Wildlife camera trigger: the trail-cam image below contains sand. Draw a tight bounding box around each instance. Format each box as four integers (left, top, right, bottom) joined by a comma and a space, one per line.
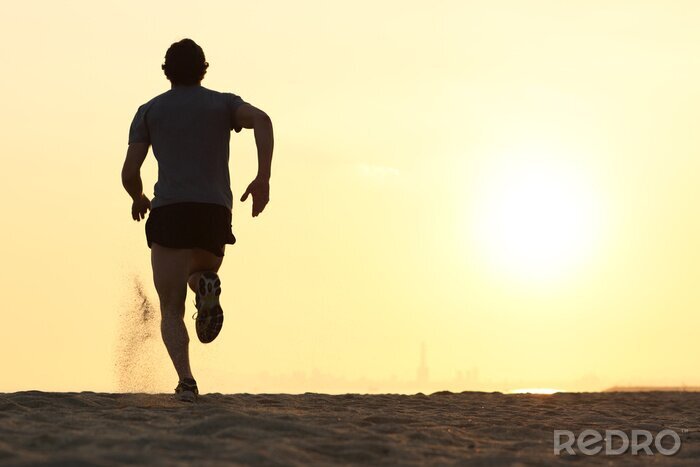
1, 391, 699, 466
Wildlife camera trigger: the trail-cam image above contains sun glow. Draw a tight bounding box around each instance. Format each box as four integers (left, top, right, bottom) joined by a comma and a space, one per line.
470, 154, 604, 284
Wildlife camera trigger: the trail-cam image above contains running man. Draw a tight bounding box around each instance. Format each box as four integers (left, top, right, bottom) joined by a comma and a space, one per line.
121, 38, 274, 402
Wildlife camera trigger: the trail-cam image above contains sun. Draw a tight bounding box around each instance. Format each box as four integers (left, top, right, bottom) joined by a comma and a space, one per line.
470, 158, 603, 283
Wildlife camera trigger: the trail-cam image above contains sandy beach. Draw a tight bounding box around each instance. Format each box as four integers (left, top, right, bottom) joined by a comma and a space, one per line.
1, 391, 699, 465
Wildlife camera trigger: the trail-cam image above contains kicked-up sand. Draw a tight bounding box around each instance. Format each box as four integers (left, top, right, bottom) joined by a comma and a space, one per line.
1, 391, 700, 465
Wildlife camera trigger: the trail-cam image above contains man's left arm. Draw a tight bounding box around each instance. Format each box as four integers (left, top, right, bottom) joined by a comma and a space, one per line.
121, 142, 151, 221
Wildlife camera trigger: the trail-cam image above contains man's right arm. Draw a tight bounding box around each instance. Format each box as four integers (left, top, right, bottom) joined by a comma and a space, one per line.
235, 103, 274, 217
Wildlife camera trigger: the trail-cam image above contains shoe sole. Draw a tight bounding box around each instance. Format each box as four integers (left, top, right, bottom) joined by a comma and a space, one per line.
175, 390, 197, 403
195, 271, 223, 343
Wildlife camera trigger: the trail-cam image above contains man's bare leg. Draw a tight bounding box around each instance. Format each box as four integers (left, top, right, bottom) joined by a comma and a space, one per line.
151, 243, 195, 381
187, 246, 225, 293
187, 247, 226, 344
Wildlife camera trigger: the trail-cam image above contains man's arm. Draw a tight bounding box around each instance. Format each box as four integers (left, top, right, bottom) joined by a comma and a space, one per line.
121, 142, 149, 199
235, 104, 274, 217
235, 103, 274, 180
121, 142, 151, 221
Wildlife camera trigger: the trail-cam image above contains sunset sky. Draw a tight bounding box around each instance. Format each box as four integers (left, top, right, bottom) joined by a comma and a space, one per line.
2, 0, 700, 393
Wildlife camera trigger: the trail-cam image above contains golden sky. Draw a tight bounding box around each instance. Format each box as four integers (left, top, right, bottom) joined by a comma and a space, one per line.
2, 0, 700, 393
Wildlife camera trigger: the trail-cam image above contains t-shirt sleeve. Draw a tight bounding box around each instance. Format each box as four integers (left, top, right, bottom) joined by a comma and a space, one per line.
225, 93, 247, 133
128, 104, 150, 144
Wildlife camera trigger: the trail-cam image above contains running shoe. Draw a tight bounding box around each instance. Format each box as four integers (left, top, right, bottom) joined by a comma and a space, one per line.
174, 378, 198, 402
193, 271, 224, 343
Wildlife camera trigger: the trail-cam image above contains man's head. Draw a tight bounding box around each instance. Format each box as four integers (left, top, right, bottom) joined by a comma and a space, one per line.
162, 39, 208, 86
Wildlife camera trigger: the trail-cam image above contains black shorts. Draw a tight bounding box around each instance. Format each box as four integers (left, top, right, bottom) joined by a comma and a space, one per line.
145, 202, 236, 257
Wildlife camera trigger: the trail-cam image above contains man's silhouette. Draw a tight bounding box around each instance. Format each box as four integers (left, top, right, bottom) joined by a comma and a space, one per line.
121, 38, 274, 402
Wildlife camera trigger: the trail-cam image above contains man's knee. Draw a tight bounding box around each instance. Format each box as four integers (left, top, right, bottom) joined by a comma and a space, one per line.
152, 269, 188, 310
157, 288, 187, 315
151, 243, 191, 309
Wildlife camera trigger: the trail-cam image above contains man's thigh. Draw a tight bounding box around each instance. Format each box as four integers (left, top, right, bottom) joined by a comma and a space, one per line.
189, 247, 224, 276
151, 243, 192, 306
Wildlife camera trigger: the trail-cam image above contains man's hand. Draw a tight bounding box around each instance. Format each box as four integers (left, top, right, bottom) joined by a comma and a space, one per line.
240, 178, 270, 217
234, 104, 273, 217
131, 193, 151, 221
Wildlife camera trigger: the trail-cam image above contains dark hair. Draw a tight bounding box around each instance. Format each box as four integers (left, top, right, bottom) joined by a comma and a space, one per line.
161, 39, 209, 85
